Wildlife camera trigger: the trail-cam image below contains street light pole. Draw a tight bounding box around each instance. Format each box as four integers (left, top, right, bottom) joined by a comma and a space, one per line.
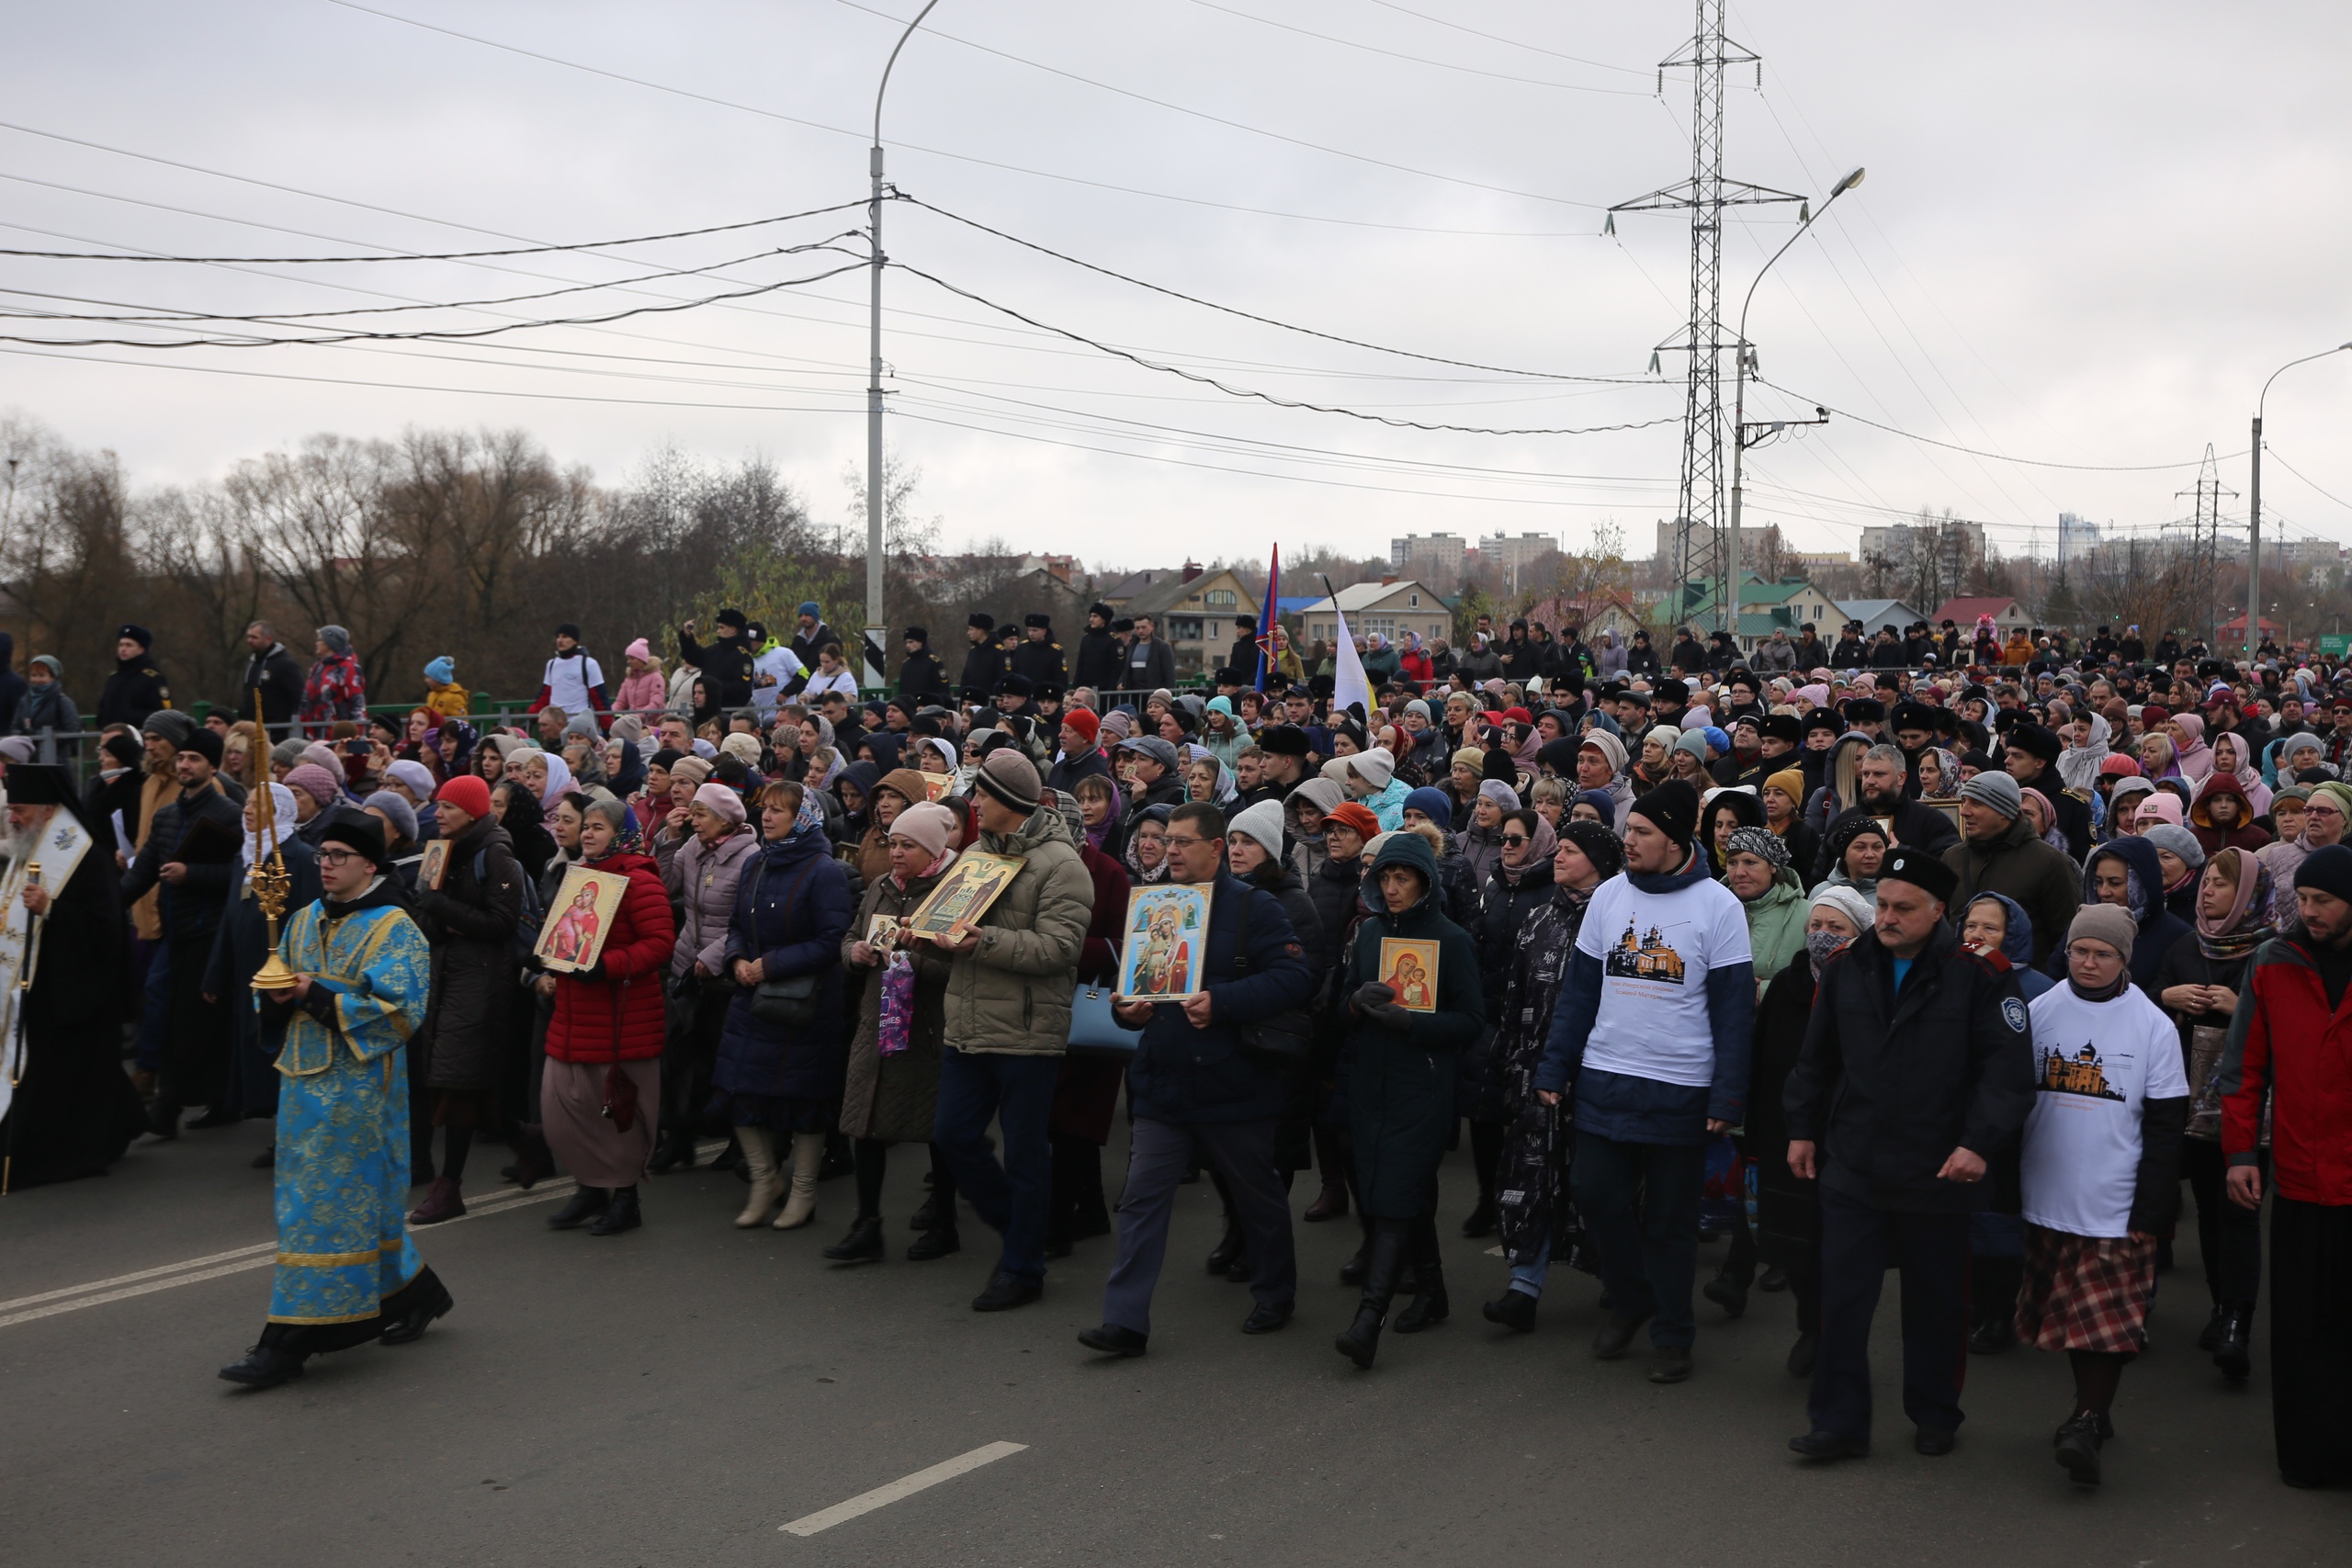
2248, 341, 2352, 663
865, 0, 944, 693
1725, 166, 1864, 652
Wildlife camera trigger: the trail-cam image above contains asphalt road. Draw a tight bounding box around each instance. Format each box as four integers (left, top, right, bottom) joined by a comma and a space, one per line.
2, 1117, 2341, 1567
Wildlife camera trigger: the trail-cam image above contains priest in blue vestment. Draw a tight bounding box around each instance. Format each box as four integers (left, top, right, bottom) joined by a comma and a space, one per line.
220, 809, 453, 1389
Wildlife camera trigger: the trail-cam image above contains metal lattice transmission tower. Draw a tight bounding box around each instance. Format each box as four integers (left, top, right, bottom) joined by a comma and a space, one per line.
1610, 0, 1804, 629
2174, 444, 2236, 646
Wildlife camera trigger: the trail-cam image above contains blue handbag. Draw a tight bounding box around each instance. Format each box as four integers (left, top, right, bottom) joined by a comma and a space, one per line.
1064, 983, 1138, 1056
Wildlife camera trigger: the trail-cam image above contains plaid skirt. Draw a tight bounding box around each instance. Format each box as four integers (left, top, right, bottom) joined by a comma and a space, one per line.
2015, 1224, 2156, 1353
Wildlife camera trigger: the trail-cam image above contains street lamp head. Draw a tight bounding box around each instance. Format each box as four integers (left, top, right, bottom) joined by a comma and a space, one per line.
1831, 167, 1866, 196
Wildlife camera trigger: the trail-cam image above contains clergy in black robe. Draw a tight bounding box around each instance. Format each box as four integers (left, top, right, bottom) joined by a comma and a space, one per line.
0, 764, 143, 1190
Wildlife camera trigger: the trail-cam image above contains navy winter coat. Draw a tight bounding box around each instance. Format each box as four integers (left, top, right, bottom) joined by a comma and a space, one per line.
1125, 872, 1314, 1125
717, 829, 854, 1102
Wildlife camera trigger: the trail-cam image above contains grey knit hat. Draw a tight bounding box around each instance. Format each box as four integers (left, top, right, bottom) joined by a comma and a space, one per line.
1960, 768, 2022, 820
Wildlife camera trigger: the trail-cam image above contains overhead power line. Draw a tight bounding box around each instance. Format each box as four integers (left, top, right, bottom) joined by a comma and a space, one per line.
1179, 0, 1650, 96
0, 236, 864, 324
0, 259, 869, 348
1753, 378, 2233, 472
889, 261, 1677, 437
897, 195, 1651, 384
0, 199, 871, 264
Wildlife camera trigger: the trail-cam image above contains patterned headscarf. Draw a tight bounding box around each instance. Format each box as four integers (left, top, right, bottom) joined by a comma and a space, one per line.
1726, 824, 1792, 872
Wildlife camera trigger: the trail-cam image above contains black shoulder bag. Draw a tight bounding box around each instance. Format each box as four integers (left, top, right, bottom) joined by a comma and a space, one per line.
1231, 883, 1314, 1061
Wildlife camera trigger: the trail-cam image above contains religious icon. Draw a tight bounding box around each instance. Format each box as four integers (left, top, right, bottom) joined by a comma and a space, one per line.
418, 839, 452, 893
905, 851, 1025, 942
1378, 937, 1442, 1012
922, 774, 954, 801
1115, 884, 1211, 999
533, 866, 629, 973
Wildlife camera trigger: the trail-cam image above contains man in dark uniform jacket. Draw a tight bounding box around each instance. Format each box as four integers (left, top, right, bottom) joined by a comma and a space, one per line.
898, 626, 949, 704
1011, 614, 1068, 692
1783, 847, 2032, 1461
678, 609, 756, 711
1072, 604, 1125, 694
959, 613, 1008, 703
96, 625, 172, 729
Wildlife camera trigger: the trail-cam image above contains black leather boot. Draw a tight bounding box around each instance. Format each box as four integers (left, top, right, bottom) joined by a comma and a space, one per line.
219, 1325, 308, 1388
1396, 1218, 1449, 1332
2212, 1303, 2254, 1381
588, 1184, 642, 1236
1205, 1218, 1245, 1275
647, 1125, 695, 1175
548, 1186, 610, 1231
1338, 1213, 1370, 1288
379, 1269, 454, 1345
1334, 1219, 1408, 1369
825, 1215, 886, 1262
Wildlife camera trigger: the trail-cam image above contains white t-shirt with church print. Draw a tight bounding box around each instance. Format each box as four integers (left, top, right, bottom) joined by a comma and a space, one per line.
1573, 871, 1751, 1090
2020, 984, 2190, 1239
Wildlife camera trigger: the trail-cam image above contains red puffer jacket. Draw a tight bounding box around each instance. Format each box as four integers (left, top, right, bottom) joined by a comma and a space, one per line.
547, 850, 676, 1063
2219, 933, 2352, 1203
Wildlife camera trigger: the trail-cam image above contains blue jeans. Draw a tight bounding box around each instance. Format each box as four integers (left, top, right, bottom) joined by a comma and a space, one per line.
1570, 1130, 1706, 1349
933, 1049, 1060, 1285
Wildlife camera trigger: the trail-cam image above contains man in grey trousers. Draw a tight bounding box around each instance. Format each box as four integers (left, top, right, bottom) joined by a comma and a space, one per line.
1077, 802, 1316, 1356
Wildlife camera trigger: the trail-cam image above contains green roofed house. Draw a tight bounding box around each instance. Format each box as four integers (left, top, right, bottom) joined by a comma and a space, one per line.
1657, 575, 1842, 654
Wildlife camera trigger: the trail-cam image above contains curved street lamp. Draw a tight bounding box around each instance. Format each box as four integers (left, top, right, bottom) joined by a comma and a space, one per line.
1723, 167, 1863, 640
863, 0, 944, 689
2246, 341, 2352, 660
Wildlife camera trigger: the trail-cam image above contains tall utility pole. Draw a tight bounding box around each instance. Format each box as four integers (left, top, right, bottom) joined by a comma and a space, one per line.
865, 0, 944, 693
2251, 344, 2352, 660
2174, 445, 2233, 648
1611, 0, 1804, 636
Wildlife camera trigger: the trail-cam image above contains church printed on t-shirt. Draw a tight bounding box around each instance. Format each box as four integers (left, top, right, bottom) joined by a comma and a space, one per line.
2037, 1040, 2126, 1103
1605, 919, 1688, 985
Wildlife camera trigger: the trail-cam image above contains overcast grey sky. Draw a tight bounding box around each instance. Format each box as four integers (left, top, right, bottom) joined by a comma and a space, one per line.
5, 0, 2348, 571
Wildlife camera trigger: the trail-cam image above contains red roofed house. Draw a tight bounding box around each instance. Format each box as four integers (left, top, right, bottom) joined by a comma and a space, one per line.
1930, 595, 2031, 637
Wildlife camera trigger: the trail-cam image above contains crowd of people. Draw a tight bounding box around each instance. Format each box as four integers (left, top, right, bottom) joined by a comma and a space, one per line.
2, 600, 2349, 1496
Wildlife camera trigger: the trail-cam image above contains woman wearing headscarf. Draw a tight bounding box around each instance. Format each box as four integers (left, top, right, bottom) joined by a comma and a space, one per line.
829, 801, 962, 1263
1455, 778, 1521, 886
1331, 831, 1485, 1369
2153, 845, 2274, 1382
1283, 776, 1346, 884
1914, 745, 1963, 801
831, 759, 883, 855
509, 748, 575, 828
651, 781, 758, 1176
1121, 802, 1174, 886
493, 772, 558, 884
538, 797, 675, 1237
2058, 712, 2114, 793
2188, 773, 2270, 857
2168, 713, 2215, 784
2204, 732, 2271, 820
1480, 817, 1620, 1331
719, 781, 854, 1230
1741, 882, 1872, 1375
1457, 808, 1557, 1239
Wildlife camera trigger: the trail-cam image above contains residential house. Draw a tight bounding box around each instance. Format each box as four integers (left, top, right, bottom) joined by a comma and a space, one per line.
1931, 595, 2033, 639
1657, 575, 1843, 652
1836, 598, 1925, 637
1297, 578, 1452, 652
1120, 563, 1262, 678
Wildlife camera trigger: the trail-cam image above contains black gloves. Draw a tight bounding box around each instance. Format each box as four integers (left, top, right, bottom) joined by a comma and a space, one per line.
1352, 981, 1412, 1031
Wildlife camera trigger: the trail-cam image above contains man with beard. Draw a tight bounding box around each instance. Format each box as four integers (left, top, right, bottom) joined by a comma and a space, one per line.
118, 726, 244, 1135
1820, 744, 1959, 862
0, 764, 144, 1188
